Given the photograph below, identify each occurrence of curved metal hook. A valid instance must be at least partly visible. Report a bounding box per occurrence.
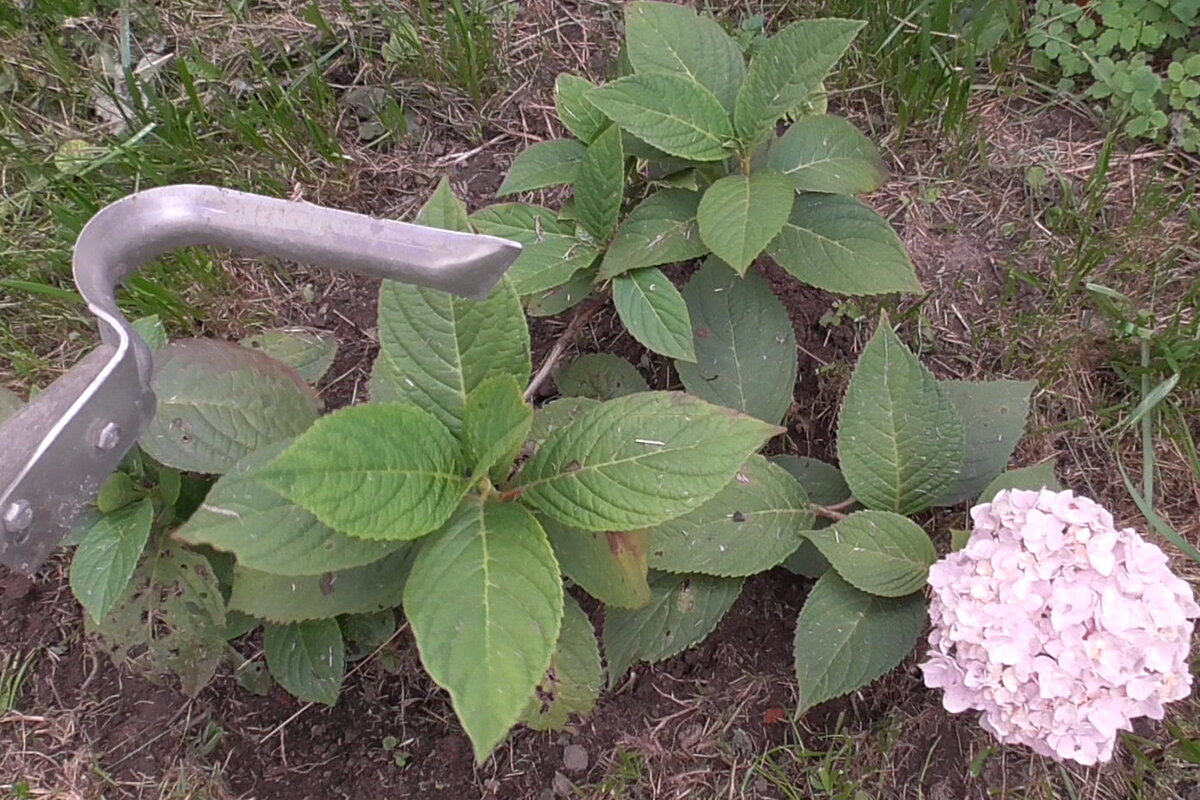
[0,184,521,573]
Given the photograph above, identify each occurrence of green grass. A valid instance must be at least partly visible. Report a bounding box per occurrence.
[0,0,515,383]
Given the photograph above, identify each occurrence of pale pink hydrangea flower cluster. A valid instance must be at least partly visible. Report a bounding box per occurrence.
[920,488,1199,765]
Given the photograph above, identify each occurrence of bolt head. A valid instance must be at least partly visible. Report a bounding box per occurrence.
[96,421,121,451]
[3,500,32,532]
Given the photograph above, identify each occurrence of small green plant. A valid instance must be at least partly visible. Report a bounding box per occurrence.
[472,1,920,365]
[66,179,1039,762]
[1029,0,1200,152]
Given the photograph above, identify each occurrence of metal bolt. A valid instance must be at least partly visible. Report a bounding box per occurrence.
[3,500,33,532]
[96,421,121,451]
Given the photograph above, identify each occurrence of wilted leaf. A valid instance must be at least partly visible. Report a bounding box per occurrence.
[521,592,603,730]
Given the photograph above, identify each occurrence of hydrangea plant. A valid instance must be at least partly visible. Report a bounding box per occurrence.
[922,489,1199,765]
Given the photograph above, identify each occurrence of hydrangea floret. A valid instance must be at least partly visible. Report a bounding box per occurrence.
[921,488,1199,765]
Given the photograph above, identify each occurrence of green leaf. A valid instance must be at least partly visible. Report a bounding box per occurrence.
[174,441,398,575]
[498,139,587,196]
[526,269,594,318]
[517,392,782,531]
[805,511,935,597]
[675,258,797,425]
[258,405,466,541]
[543,517,651,608]
[404,498,562,761]
[767,194,920,295]
[463,374,532,479]
[625,1,746,113]
[598,189,708,280]
[228,547,413,623]
[575,124,625,242]
[555,354,648,400]
[140,340,320,474]
[556,74,609,144]
[613,268,695,361]
[416,176,472,232]
[604,571,742,686]
[588,73,735,162]
[95,472,143,513]
[264,619,345,706]
[341,609,397,658]
[521,592,603,730]
[370,276,529,434]
[771,455,843,578]
[977,463,1061,503]
[933,379,1034,507]
[768,115,887,194]
[734,19,864,142]
[239,328,338,383]
[697,170,794,274]
[794,571,925,712]
[87,543,226,696]
[471,204,601,295]
[837,322,965,515]
[0,385,21,423]
[530,397,600,447]
[70,498,154,624]
[648,455,812,577]
[771,455,851,506]
[131,315,168,351]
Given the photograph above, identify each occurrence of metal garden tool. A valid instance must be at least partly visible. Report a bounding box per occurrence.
[0,184,521,574]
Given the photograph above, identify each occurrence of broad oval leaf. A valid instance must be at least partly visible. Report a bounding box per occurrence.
[575,124,625,242]
[769,115,887,195]
[837,322,965,515]
[70,497,154,623]
[87,543,226,697]
[771,455,851,506]
[239,328,337,384]
[174,440,398,575]
[258,404,466,541]
[228,547,413,623]
[794,571,925,712]
[370,276,530,434]
[417,176,472,232]
[264,619,345,706]
[806,510,935,597]
[977,462,1061,504]
[767,194,920,296]
[648,455,812,577]
[599,189,708,280]
[675,258,798,425]
[141,339,320,474]
[131,315,168,351]
[517,391,782,531]
[604,571,742,686]
[556,73,609,144]
[771,455,843,578]
[933,379,1034,507]
[498,139,587,196]
[521,592,603,731]
[734,19,865,142]
[697,170,794,275]
[471,204,601,295]
[555,354,648,400]
[625,1,746,113]
[588,73,735,162]
[404,498,562,761]
[0,385,21,423]
[543,516,651,609]
[613,267,696,361]
[463,374,532,480]
[526,269,594,318]
[530,396,600,448]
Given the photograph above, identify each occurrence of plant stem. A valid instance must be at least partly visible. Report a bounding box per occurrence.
[812,505,849,522]
[522,298,603,403]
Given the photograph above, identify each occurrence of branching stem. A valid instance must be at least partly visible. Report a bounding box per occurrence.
[522,298,603,403]
[812,497,856,521]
